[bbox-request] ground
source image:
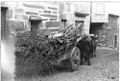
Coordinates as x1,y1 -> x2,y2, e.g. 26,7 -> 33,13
15,47 -> 119,81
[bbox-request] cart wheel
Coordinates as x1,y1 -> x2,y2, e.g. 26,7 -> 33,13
70,47 -> 80,71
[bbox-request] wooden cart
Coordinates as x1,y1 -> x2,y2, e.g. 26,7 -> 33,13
48,35 -> 82,71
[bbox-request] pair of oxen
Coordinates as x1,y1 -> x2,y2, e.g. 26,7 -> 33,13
77,34 -> 98,65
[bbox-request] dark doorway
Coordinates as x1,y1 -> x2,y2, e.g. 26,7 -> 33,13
1,7 -> 8,40
90,23 -> 104,35
61,19 -> 67,28
114,35 -> 117,48
30,20 -> 42,34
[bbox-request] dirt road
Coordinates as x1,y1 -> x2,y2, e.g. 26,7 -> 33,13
15,47 -> 119,81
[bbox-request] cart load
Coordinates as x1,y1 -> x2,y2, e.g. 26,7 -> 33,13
15,24 -> 82,76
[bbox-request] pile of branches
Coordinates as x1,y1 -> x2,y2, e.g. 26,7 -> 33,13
15,31 -> 57,76
15,24 -> 81,76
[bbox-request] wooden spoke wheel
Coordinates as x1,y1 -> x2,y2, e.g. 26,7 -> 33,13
70,47 -> 80,71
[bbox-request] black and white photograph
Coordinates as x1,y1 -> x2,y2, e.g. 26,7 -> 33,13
1,1 -> 120,81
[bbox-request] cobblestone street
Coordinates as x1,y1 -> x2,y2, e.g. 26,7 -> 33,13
16,47 -> 119,81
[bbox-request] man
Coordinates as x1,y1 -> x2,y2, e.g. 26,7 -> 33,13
90,34 -> 98,58
77,34 -> 91,65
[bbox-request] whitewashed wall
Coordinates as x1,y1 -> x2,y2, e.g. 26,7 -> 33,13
91,2 -> 108,23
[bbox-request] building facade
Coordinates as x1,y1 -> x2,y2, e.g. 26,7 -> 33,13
90,2 -> 119,48
107,14 -> 119,48
1,2 -> 91,35
1,2 -> 119,48
59,2 -> 90,34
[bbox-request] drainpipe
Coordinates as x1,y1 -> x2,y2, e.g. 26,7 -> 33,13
90,1 -> 92,23
89,1 -> 92,34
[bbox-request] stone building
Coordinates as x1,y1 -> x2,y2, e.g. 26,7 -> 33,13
59,2 -> 90,34
1,2 -> 91,36
1,2 -> 60,36
1,2 -> 119,48
89,2 -> 119,48
107,14 -> 119,48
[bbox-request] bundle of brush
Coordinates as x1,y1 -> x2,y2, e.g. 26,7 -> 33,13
57,24 -> 77,43
15,31 -> 55,76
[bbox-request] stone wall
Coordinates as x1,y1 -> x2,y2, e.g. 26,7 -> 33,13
90,14 -> 119,48
106,14 -> 119,48
91,2 -> 108,23
3,2 -> 60,35
59,2 -> 91,34
4,2 -> 91,35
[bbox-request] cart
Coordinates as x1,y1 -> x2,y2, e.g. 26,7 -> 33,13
48,33 -> 82,71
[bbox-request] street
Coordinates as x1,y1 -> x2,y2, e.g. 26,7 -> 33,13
15,47 -> 119,81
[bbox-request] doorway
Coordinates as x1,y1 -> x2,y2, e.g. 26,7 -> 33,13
114,35 -> 117,48
30,20 -> 42,34
1,7 -> 8,40
61,19 -> 67,28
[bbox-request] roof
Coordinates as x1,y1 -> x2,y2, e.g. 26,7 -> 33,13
1,5 -> 8,9
29,16 -> 42,21
109,14 -> 119,18
75,12 -> 89,17
61,19 -> 67,21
